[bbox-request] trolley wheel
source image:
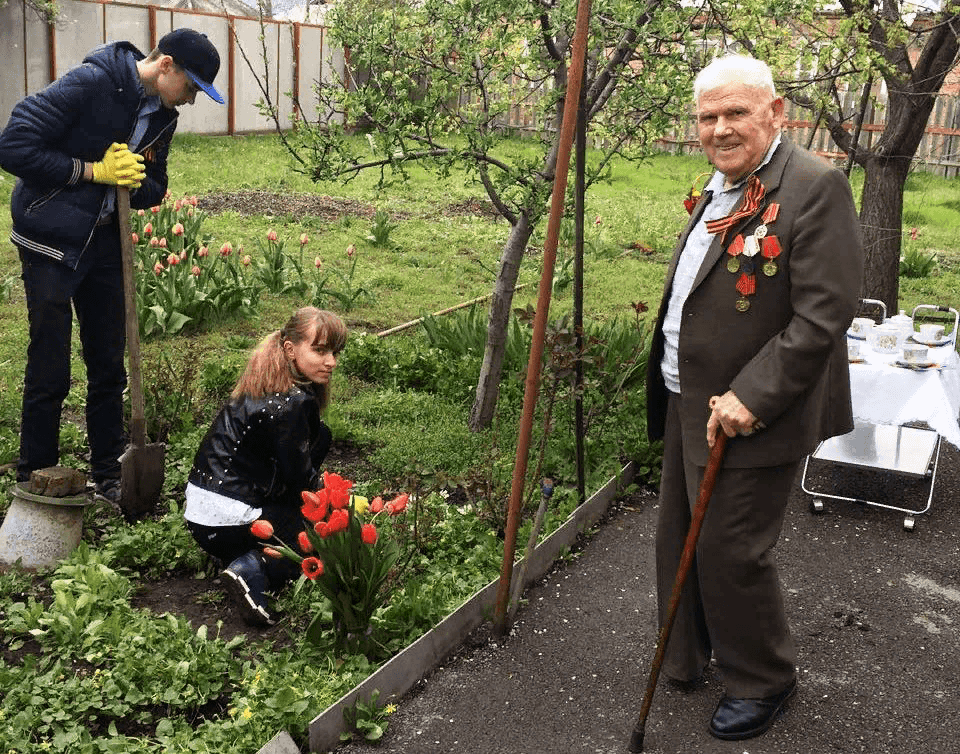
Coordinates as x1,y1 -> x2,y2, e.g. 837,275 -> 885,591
811,499 -> 825,514
903,516 -> 916,532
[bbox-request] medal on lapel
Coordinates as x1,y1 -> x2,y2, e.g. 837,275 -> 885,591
726,234 -> 744,273
724,202 -> 781,313
759,204 -> 782,277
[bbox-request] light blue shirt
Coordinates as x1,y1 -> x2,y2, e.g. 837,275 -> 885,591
660,134 -> 782,394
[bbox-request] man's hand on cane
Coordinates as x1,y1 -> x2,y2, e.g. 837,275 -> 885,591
707,390 -> 764,447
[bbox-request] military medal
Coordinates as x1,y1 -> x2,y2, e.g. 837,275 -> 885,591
725,234 -> 745,274
725,202 -> 781,312
760,234 -> 782,278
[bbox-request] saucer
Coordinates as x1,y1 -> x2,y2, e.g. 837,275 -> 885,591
894,359 -> 939,370
846,331 -> 867,340
909,334 -> 952,347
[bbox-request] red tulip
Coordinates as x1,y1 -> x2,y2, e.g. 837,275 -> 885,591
361,523 -> 378,545
385,493 -> 409,516
301,557 -> 323,580
267,229 -> 278,242
172,222 -> 184,236
370,496 -> 384,514
298,531 -> 313,553
263,547 -> 283,559
250,519 -> 274,540
327,508 -> 349,535
323,472 -> 353,510
301,489 -> 329,523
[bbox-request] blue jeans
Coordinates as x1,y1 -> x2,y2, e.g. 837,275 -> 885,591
17,223 -> 127,485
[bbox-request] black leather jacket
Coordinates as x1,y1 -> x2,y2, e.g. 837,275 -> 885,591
188,385 -> 331,510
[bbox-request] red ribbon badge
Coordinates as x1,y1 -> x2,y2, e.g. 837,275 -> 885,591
761,236 -> 782,259
736,273 -> 756,296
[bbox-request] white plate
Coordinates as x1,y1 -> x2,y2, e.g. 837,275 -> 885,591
910,334 -> 953,347
894,359 -> 940,370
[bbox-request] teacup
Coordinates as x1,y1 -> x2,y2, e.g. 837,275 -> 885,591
849,317 -> 875,337
918,323 -> 945,343
847,341 -> 861,361
903,343 -> 928,364
869,324 -> 901,353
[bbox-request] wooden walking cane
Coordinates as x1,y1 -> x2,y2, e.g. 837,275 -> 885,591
628,432 -> 729,752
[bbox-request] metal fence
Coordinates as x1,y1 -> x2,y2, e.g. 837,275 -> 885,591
0,0 -> 345,136
5,2 -> 958,178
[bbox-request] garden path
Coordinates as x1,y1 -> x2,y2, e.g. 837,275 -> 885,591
334,443 -> 960,754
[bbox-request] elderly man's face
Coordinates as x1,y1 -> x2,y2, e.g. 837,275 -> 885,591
697,82 -> 784,184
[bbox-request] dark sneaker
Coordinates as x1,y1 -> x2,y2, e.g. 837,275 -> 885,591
223,551 -> 275,627
93,479 -> 122,509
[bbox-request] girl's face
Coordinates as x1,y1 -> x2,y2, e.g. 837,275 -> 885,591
284,325 -> 338,385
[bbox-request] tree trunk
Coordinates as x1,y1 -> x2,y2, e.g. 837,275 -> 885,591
469,214 -> 536,431
858,153 -> 911,314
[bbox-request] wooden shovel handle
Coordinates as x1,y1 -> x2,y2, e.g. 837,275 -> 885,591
117,187 -> 147,449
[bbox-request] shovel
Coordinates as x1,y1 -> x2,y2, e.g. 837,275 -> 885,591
628,432 -> 728,752
117,186 -> 165,521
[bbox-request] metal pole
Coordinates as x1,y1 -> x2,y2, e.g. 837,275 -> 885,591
492,0 -> 593,635
573,46 -> 588,505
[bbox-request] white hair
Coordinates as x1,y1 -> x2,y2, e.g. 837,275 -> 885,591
694,55 -> 776,103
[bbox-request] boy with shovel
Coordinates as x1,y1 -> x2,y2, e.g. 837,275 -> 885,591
0,28 -> 224,507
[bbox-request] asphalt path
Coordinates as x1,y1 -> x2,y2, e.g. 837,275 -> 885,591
336,438 -> 960,754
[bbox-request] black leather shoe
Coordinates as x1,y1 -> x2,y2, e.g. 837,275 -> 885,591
708,679 -> 797,740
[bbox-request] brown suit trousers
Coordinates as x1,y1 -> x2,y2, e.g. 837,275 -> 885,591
657,394 -> 799,698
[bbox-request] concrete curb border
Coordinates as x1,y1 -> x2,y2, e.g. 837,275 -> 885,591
307,461 -> 636,752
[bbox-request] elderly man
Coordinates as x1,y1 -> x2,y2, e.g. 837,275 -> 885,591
645,54 -> 863,740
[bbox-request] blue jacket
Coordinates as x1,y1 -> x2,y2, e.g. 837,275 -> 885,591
0,41 -> 178,269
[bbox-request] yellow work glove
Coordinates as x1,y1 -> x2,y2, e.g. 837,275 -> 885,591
91,142 -> 146,188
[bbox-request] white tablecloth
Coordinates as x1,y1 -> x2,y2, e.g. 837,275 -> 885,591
848,336 -> 960,448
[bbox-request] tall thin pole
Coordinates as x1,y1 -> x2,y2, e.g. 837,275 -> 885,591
573,64 -> 587,505
492,0 -> 593,635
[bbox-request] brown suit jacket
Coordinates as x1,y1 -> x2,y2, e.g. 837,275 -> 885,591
647,139 -> 864,468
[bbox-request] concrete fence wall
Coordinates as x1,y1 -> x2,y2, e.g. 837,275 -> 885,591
0,0 -> 345,135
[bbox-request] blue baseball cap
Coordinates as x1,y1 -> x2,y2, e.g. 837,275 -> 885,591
158,28 -> 225,104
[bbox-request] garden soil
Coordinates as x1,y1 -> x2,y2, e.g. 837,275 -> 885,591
134,441 -> 960,754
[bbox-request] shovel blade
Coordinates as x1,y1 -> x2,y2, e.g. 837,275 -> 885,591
119,442 -> 165,521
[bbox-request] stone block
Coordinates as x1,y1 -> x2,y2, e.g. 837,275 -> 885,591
27,466 -> 87,497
